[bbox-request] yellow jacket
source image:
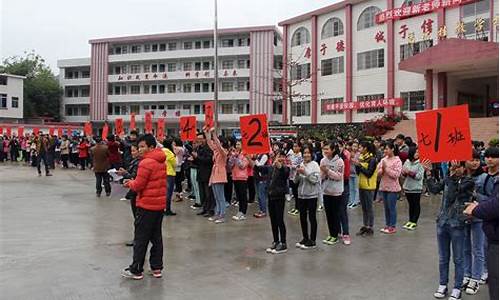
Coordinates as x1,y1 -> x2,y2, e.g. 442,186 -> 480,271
162,148 -> 177,176
357,152 -> 378,190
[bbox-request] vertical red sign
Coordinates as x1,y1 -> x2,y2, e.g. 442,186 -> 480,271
180,116 -> 197,142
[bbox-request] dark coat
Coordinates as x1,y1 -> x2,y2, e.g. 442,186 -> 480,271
194,143 -> 213,182
268,165 -> 290,199
473,179 -> 499,244
91,144 -> 110,173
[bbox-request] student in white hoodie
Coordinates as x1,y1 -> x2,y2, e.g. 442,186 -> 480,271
294,145 -> 321,249
320,142 -> 345,246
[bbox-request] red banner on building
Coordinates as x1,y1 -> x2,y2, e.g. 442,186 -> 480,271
240,114 -> 271,155
84,122 -> 92,136
204,101 -> 215,129
376,0 -> 475,24
115,118 -> 124,136
145,112 -> 153,133
49,127 -> 55,136
130,113 -> 136,131
157,118 -> 165,141
102,123 -> 109,140
322,98 -> 403,112
180,116 -> 197,142
18,127 -> 24,137
416,105 -> 472,163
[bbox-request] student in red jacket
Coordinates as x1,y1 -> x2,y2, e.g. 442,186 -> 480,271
121,134 -> 167,280
78,137 -> 90,170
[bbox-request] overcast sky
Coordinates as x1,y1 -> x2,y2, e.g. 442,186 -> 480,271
1,0 -> 338,73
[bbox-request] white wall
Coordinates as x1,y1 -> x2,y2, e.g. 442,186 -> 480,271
0,76 -> 24,119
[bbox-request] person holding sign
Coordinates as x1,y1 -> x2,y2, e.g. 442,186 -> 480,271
424,160 -> 475,300
204,126 -> 229,224
377,143 -> 402,235
228,140 -> 250,221
319,142 -> 345,246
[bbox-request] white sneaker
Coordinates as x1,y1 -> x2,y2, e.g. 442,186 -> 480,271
434,285 -> 448,299
232,212 -> 243,221
317,205 -> 324,212
214,218 -> 225,224
119,197 -> 129,201
208,216 -> 217,222
448,288 -> 461,300
465,280 -> 479,295
479,273 -> 488,285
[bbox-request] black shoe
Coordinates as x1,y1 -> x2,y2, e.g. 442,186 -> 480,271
272,242 -> 288,254
197,210 -> 207,216
203,212 -> 213,218
96,192 -> 102,197
356,226 -> 367,236
365,228 -> 374,236
125,241 -> 134,247
45,173 -> 52,176
266,241 -> 279,253
106,192 -> 111,197
301,240 -> 317,249
38,172 -> 42,176
295,239 -> 308,248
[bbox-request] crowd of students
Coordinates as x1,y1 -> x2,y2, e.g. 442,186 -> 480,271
1,129 -> 498,300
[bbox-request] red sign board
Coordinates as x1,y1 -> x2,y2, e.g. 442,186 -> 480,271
102,123 -> 109,140
18,127 -> 24,137
49,127 -> 55,136
240,114 -> 271,155
32,127 -> 39,136
205,101 -> 214,129
180,116 -> 197,142
84,122 -> 92,136
57,128 -> 63,137
323,98 -> 403,112
145,112 -> 153,133
115,118 -> 124,136
376,0 -> 475,24
130,113 -> 136,130
416,105 -> 472,163
157,118 -> 165,141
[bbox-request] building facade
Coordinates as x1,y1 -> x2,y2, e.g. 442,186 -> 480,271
0,74 -> 24,121
58,26 -> 283,135
279,0 -> 499,125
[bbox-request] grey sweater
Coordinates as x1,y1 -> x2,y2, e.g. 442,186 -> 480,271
294,161 -> 321,199
320,155 -> 345,196
402,159 -> 425,193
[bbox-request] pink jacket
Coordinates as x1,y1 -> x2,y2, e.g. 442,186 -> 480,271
229,152 -> 249,181
207,136 -> 228,185
378,156 -> 403,192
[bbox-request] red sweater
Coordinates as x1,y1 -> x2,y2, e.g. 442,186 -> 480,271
127,149 -> 167,211
107,141 -> 121,164
78,142 -> 89,158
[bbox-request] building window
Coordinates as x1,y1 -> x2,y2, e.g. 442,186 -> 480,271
357,6 -> 382,30
183,42 -> 193,50
114,86 -> 121,95
195,41 -> 202,49
194,105 -> 201,114
203,62 -> 211,70
321,98 -> 344,115
221,104 -> 233,114
130,64 -> 141,74
144,44 -> 151,52
183,62 -> 192,71
151,85 -> 158,94
159,105 -> 165,110
159,84 -> 166,94
80,105 -> 89,116
464,18 -> 490,40
237,59 -> 246,69
82,70 -> 90,78
130,105 -> 140,114
291,101 -> 311,117
463,0 -> 489,17
183,83 -> 192,93
273,100 -> 283,114
167,63 -> 177,72
290,63 -> 311,80
321,57 -> 344,76
130,85 -> 141,94
114,105 -> 121,115
357,94 -> 385,113
152,44 -> 158,52
202,83 -> 210,93
168,42 -> 177,51
203,40 -> 211,48
401,0 -> 425,5
143,85 -> 150,94
222,60 -> 234,69
0,94 -> 7,108
401,90 -> 425,111
159,43 -> 166,51
167,84 -> 176,93
400,40 -> 433,61
151,105 -> 157,110
81,87 -> 89,97
182,104 -> 191,114
273,80 -> 283,92
143,64 -> 150,73
237,103 -> 246,114
221,39 -> 234,47
291,27 -> 311,47
357,49 -> 384,70
194,83 -> 201,93
131,45 -> 141,53
167,104 -> 175,110
143,105 -> 150,110
159,64 -> 166,72
237,81 -> 247,91
221,82 -> 234,92
237,38 -> 247,47
322,18 -> 344,39
0,76 -> 7,85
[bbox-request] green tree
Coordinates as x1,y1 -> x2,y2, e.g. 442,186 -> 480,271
0,51 -> 62,120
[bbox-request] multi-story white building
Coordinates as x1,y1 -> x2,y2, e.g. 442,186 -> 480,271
58,26 -> 283,135
0,74 -> 24,121
279,0 -> 499,125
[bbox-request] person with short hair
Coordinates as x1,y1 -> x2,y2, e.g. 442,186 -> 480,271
91,137 -> 111,197
121,134 -> 167,280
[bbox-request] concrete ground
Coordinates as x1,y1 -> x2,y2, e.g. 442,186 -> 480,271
0,163 -> 490,300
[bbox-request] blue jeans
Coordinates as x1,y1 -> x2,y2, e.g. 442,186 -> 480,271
190,169 -> 201,205
212,183 -> 226,217
464,222 -> 485,280
166,176 -> 175,212
257,181 -> 269,213
381,191 -> 398,227
348,175 -> 359,205
437,224 -> 465,289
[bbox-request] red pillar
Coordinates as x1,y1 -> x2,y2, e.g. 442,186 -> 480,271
425,69 -> 434,110
345,4 -> 353,123
311,15 -> 318,124
282,25 -> 289,124
437,72 -> 447,108
387,0 -> 395,114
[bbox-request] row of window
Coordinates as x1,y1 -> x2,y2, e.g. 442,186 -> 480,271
107,102 -> 252,116
65,87 -> 90,98
110,37 -> 252,55
108,81 -> 251,95
0,94 -> 19,109
111,59 -> 252,75
64,69 -> 90,79
65,105 -> 89,116
290,90 -> 425,117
